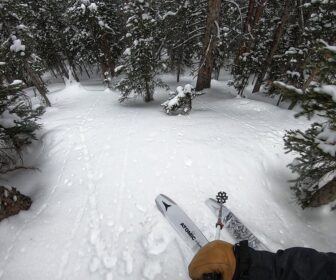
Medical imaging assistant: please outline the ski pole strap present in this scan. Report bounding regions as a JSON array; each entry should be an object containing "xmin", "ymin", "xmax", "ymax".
[{"xmin": 233, "ymin": 240, "xmax": 250, "ymax": 280}]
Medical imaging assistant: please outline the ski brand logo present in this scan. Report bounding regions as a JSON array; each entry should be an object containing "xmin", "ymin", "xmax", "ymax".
[
  {"xmin": 163, "ymin": 202, "xmax": 171, "ymax": 211},
  {"xmin": 180, "ymin": 223, "xmax": 196, "ymax": 240}
]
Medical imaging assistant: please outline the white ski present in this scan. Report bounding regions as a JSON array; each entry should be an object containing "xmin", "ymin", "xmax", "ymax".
[
  {"xmin": 206, "ymin": 198, "xmax": 268, "ymax": 250},
  {"xmin": 155, "ymin": 194, "xmax": 208, "ymax": 252}
]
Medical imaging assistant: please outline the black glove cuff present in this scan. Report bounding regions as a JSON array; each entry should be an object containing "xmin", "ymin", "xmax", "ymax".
[{"xmin": 233, "ymin": 240, "xmax": 250, "ymax": 280}]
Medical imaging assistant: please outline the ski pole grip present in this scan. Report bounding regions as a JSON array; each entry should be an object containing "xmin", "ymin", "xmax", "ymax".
[{"xmin": 202, "ymin": 272, "xmax": 222, "ymax": 280}]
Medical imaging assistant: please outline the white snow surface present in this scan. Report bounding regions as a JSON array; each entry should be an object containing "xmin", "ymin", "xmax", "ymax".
[{"xmin": 0, "ymin": 74, "xmax": 335, "ymax": 280}]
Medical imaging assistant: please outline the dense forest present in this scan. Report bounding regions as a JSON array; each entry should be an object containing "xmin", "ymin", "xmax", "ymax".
[{"xmin": 0, "ymin": 0, "xmax": 335, "ymax": 210}]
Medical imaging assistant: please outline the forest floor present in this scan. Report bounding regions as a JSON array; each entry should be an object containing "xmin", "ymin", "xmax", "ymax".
[{"xmin": 0, "ymin": 74, "xmax": 335, "ymax": 280}]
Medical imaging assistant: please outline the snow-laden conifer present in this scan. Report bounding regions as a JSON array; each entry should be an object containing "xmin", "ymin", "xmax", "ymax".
[
  {"xmin": 116, "ymin": 0, "xmax": 167, "ymax": 103},
  {"xmin": 275, "ymin": 40, "xmax": 336, "ymax": 209}
]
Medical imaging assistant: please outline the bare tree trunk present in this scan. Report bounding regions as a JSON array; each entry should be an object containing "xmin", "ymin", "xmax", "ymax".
[
  {"xmin": 0, "ymin": 186, "xmax": 32, "ymax": 222},
  {"xmin": 195, "ymin": 0, "xmax": 221, "ymax": 91},
  {"xmin": 177, "ymin": 63, "xmax": 181, "ymax": 83},
  {"xmin": 58, "ymin": 60, "xmax": 69, "ymax": 79},
  {"xmin": 252, "ymin": 1, "xmax": 292, "ymax": 93},
  {"xmin": 234, "ymin": 0, "xmax": 266, "ymax": 63},
  {"xmin": 176, "ymin": 48, "xmax": 183, "ymax": 83},
  {"xmin": 245, "ymin": 0, "xmax": 255, "ymax": 32},
  {"xmin": 252, "ymin": 1, "xmax": 266, "ymax": 26},
  {"xmin": 24, "ymin": 61, "xmax": 51, "ymax": 107},
  {"xmin": 99, "ymin": 33, "xmax": 116, "ymax": 78},
  {"xmin": 83, "ymin": 64, "xmax": 91, "ymax": 79},
  {"xmin": 70, "ymin": 65, "xmax": 80, "ymax": 82},
  {"xmin": 307, "ymin": 179, "xmax": 336, "ymax": 208},
  {"xmin": 50, "ymin": 68, "xmax": 58, "ymax": 79},
  {"xmin": 214, "ymin": 66, "xmax": 220, "ymax": 80},
  {"xmin": 143, "ymin": 79, "xmax": 153, "ymax": 103}
]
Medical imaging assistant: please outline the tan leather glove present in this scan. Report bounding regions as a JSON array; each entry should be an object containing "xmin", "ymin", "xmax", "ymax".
[{"xmin": 188, "ymin": 240, "xmax": 236, "ymax": 280}]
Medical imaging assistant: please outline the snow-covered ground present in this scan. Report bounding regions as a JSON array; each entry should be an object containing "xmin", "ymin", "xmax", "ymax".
[{"xmin": 1, "ymin": 74, "xmax": 335, "ymax": 280}]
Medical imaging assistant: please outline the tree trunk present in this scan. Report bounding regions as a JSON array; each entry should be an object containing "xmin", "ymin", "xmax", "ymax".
[
  {"xmin": 0, "ymin": 186, "xmax": 32, "ymax": 222},
  {"xmin": 83, "ymin": 64, "xmax": 91, "ymax": 79},
  {"xmin": 195, "ymin": 0, "xmax": 221, "ymax": 91},
  {"xmin": 99, "ymin": 33, "xmax": 116, "ymax": 78},
  {"xmin": 214, "ymin": 66, "xmax": 220, "ymax": 80},
  {"xmin": 252, "ymin": 1, "xmax": 292, "ymax": 93},
  {"xmin": 306, "ymin": 179, "xmax": 336, "ymax": 208},
  {"xmin": 234, "ymin": 0, "xmax": 255, "ymax": 64},
  {"xmin": 24, "ymin": 61, "xmax": 51, "ymax": 107},
  {"xmin": 252, "ymin": 1, "xmax": 266, "ymax": 26},
  {"xmin": 234, "ymin": 0, "xmax": 266, "ymax": 63},
  {"xmin": 71, "ymin": 66, "xmax": 80, "ymax": 82},
  {"xmin": 176, "ymin": 47, "xmax": 183, "ymax": 83},
  {"xmin": 58, "ymin": 60, "xmax": 69, "ymax": 79},
  {"xmin": 50, "ymin": 68, "xmax": 58, "ymax": 79},
  {"xmin": 245, "ymin": 0, "xmax": 255, "ymax": 33},
  {"xmin": 177, "ymin": 63, "xmax": 181, "ymax": 83},
  {"xmin": 143, "ymin": 80, "xmax": 153, "ymax": 102}
]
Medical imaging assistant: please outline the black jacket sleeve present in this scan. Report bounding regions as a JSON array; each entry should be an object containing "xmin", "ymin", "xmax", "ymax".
[{"xmin": 234, "ymin": 242, "xmax": 336, "ymax": 280}]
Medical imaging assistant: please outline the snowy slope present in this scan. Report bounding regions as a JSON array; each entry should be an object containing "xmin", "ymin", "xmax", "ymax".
[{"xmin": 0, "ymin": 75, "xmax": 335, "ymax": 280}]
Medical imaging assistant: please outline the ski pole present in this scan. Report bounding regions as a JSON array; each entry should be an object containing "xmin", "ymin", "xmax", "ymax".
[
  {"xmin": 215, "ymin": 191, "xmax": 227, "ymax": 240},
  {"xmin": 202, "ymin": 192, "xmax": 228, "ymax": 280}
]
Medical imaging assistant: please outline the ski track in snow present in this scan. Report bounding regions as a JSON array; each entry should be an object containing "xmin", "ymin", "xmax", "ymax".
[
  {"xmin": 1, "ymin": 78, "xmax": 335, "ymax": 280},
  {"xmin": 56, "ymin": 88, "xmax": 104, "ymax": 279},
  {"xmin": 114, "ymin": 109, "xmax": 137, "ymax": 238}
]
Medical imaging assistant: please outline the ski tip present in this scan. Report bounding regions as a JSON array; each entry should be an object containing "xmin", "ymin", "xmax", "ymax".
[
  {"xmin": 155, "ymin": 194, "xmax": 177, "ymax": 215},
  {"xmin": 155, "ymin": 199, "xmax": 165, "ymax": 215},
  {"xmin": 155, "ymin": 194, "xmax": 177, "ymax": 205}
]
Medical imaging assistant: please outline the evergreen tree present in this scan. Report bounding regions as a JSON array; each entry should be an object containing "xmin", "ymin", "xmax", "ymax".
[
  {"xmin": 195, "ymin": 0, "xmax": 221, "ymax": 91},
  {"xmin": 23, "ymin": 0, "xmax": 70, "ymax": 79},
  {"xmin": 270, "ymin": 0, "xmax": 335, "ymax": 108},
  {"xmin": 274, "ymin": 40, "xmax": 336, "ymax": 209},
  {"xmin": 116, "ymin": 0, "xmax": 167, "ymax": 103},
  {"xmin": 0, "ymin": 1, "xmax": 51, "ymax": 106},
  {"xmin": 231, "ymin": 0, "xmax": 278, "ymax": 96},
  {"xmin": 0, "ymin": 76, "xmax": 42, "ymax": 172},
  {"xmin": 0, "ymin": 2, "xmax": 44, "ymax": 172},
  {"xmin": 161, "ymin": 0, "xmax": 206, "ymax": 82},
  {"xmin": 58, "ymin": 0, "xmax": 126, "ymax": 83},
  {"xmin": 251, "ymin": 0, "xmax": 294, "ymax": 93},
  {"xmin": 213, "ymin": 0, "xmax": 246, "ymax": 80}
]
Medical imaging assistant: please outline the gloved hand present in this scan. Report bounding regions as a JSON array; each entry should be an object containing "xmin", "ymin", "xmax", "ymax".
[{"xmin": 188, "ymin": 240, "xmax": 236, "ymax": 280}]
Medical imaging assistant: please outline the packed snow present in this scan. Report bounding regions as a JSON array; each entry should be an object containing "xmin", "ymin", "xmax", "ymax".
[{"xmin": 0, "ymin": 74, "xmax": 335, "ymax": 280}]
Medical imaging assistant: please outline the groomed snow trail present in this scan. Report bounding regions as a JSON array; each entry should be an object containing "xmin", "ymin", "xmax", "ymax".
[{"xmin": 0, "ymin": 76, "xmax": 335, "ymax": 280}]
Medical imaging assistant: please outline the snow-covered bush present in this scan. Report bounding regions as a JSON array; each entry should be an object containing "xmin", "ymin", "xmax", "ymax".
[
  {"xmin": 274, "ymin": 41, "xmax": 336, "ymax": 209},
  {"xmin": 161, "ymin": 84, "xmax": 203, "ymax": 115},
  {"xmin": 0, "ymin": 79, "xmax": 42, "ymax": 172}
]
